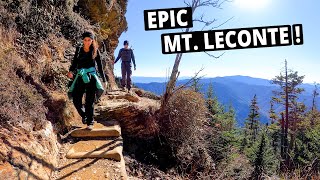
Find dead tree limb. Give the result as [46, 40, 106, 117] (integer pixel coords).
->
[160, 0, 232, 114]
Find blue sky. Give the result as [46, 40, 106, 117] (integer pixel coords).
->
[114, 0, 320, 83]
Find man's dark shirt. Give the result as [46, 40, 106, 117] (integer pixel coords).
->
[115, 48, 136, 66]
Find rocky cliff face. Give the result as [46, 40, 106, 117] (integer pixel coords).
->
[0, 0, 128, 178]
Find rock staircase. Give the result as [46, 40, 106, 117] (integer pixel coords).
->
[55, 121, 127, 180]
[66, 122, 123, 161]
[54, 89, 160, 180]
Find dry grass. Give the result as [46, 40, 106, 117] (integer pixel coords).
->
[161, 89, 207, 146]
[0, 27, 47, 131]
[160, 89, 214, 178]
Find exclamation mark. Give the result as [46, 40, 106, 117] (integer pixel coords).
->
[293, 24, 303, 45]
[295, 26, 301, 43]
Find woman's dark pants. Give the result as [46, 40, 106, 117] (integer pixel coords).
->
[72, 75, 96, 126]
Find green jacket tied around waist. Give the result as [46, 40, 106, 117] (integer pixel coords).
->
[68, 67, 104, 100]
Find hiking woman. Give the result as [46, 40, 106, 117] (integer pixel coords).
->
[67, 31, 107, 130]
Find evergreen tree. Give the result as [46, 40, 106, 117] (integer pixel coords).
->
[248, 130, 279, 179]
[267, 100, 281, 154]
[244, 94, 260, 145]
[271, 60, 305, 170]
[225, 104, 236, 131]
[310, 84, 320, 126]
[206, 84, 238, 164]
[206, 82, 223, 117]
[288, 101, 306, 153]
[311, 84, 319, 112]
[293, 124, 320, 173]
[269, 101, 278, 124]
[191, 76, 203, 93]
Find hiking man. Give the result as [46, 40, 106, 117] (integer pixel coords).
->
[114, 40, 136, 92]
[67, 31, 107, 130]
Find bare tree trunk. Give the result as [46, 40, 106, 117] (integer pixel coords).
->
[160, 53, 182, 112]
[159, 0, 198, 114]
[280, 112, 285, 171]
[284, 59, 289, 170]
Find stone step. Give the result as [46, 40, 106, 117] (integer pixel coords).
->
[107, 94, 139, 102]
[71, 122, 121, 138]
[66, 139, 123, 161]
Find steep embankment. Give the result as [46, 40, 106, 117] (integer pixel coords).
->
[0, 0, 128, 179]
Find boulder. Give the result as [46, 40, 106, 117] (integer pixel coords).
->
[96, 93, 160, 138]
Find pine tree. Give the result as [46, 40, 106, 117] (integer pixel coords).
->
[288, 101, 306, 153]
[311, 84, 319, 112]
[269, 101, 278, 124]
[249, 131, 279, 179]
[301, 84, 320, 131]
[310, 84, 320, 126]
[271, 60, 305, 171]
[191, 76, 203, 93]
[252, 132, 267, 179]
[293, 124, 320, 172]
[206, 88, 237, 164]
[267, 100, 281, 154]
[206, 82, 223, 117]
[244, 94, 260, 145]
[225, 104, 236, 131]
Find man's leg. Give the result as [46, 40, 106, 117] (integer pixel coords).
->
[121, 62, 127, 89]
[72, 79, 86, 120]
[126, 62, 132, 91]
[84, 76, 96, 126]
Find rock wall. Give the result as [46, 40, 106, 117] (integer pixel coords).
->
[0, 122, 59, 179]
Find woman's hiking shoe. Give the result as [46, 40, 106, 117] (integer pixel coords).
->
[87, 124, 93, 130]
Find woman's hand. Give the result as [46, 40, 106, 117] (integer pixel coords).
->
[67, 71, 73, 79]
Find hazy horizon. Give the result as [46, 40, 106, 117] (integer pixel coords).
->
[131, 75, 317, 85]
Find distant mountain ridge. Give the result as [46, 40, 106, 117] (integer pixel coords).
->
[131, 76, 191, 83]
[134, 75, 320, 126]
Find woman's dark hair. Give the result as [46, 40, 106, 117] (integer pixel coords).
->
[124, 40, 129, 45]
[82, 31, 98, 59]
[82, 31, 94, 39]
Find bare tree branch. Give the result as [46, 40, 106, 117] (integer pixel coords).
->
[197, 0, 220, 8]
[172, 67, 205, 93]
[204, 51, 225, 59]
[184, 0, 191, 7]
[188, 0, 234, 31]
[210, 16, 234, 30]
[193, 13, 217, 28]
[218, 0, 234, 8]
